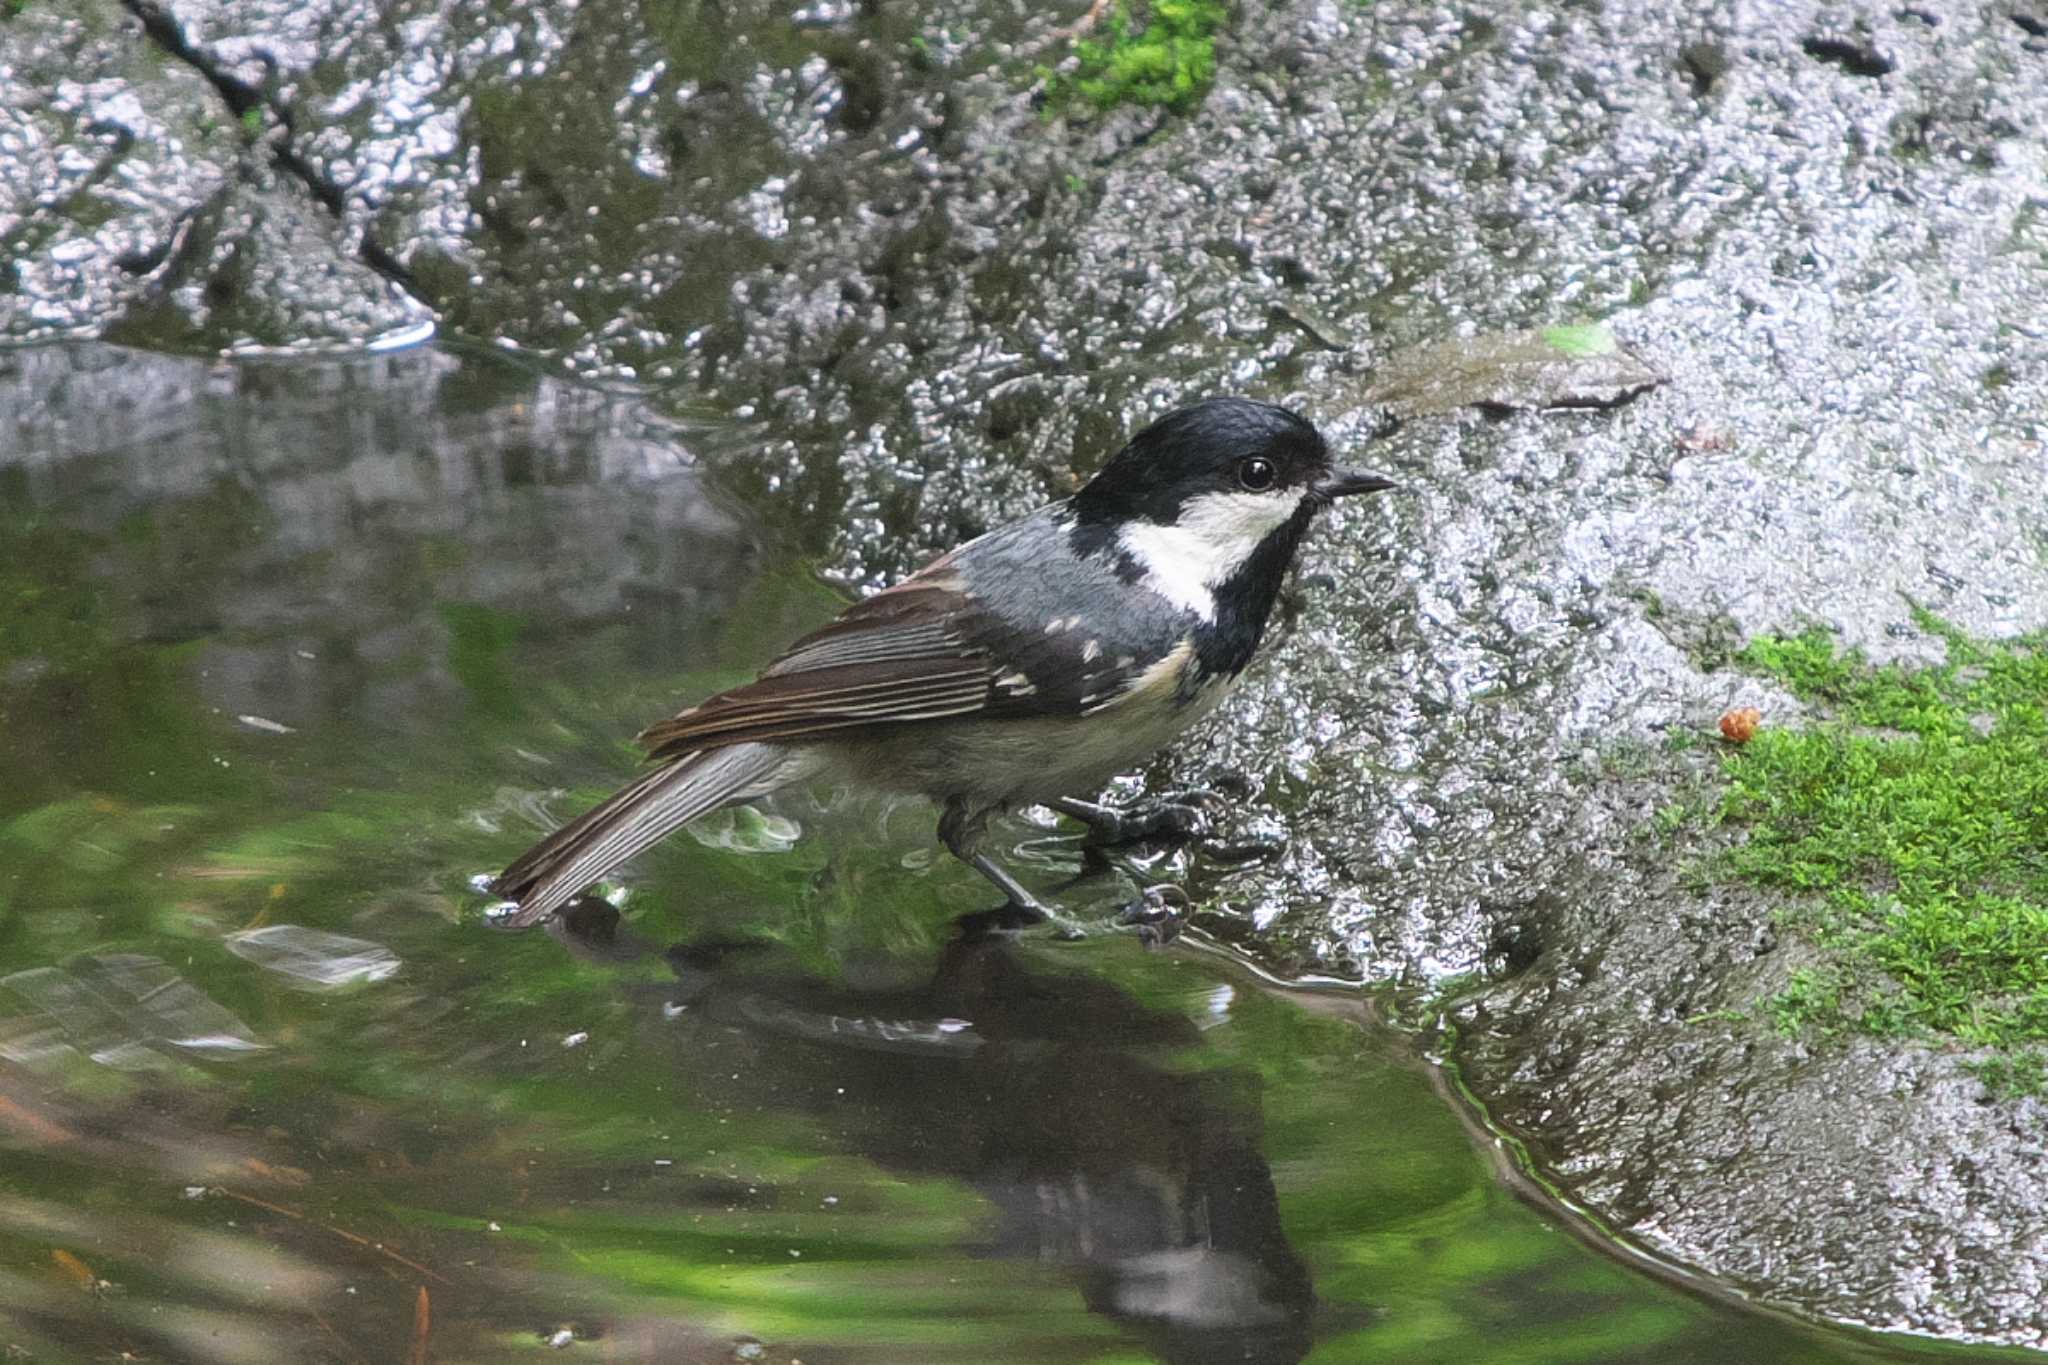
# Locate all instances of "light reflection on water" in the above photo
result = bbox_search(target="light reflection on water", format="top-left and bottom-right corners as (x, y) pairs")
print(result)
(0, 344), (2023, 1363)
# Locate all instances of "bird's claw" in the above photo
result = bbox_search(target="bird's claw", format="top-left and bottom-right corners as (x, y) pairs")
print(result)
(1196, 829), (1288, 865)
(1061, 790), (1226, 848)
(1116, 884), (1190, 947)
(1115, 801), (1208, 844)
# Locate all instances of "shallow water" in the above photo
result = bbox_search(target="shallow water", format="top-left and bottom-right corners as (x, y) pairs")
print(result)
(0, 343), (2026, 1363)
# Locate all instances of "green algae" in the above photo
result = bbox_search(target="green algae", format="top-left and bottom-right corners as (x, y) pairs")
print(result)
(1043, 0), (1226, 115)
(1716, 611), (2048, 1095)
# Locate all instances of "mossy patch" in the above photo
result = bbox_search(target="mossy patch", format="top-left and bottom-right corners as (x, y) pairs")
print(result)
(1041, 0), (1227, 115)
(1714, 610), (2048, 1096)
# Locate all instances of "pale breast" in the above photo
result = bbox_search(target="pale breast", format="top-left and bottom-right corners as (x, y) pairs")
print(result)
(845, 642), (1236, 806)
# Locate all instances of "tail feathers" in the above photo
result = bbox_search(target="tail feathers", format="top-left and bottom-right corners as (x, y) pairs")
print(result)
(490, 743), (806, 928)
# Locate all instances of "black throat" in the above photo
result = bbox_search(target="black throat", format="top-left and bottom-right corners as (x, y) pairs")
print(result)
(1195, 503), (1315, 680)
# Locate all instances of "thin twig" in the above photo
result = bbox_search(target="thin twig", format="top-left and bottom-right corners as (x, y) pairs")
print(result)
(212, 1186), (451, 1285)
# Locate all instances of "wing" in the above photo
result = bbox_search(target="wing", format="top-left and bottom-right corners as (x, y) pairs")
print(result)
(636, 525), (1190, 762)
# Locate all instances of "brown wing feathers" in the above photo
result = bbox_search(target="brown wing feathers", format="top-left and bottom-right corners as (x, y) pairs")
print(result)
(636, 658), (992, 759)
(635, 581), (996, 762)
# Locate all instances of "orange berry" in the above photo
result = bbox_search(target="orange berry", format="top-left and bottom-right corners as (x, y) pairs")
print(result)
(1719, 707), (1762, 743)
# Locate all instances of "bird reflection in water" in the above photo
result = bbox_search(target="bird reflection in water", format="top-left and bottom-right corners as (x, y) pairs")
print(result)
(549, 898), (1316, 1365)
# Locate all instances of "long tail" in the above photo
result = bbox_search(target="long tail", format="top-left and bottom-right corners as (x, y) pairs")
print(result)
(490, 743), (811, 928)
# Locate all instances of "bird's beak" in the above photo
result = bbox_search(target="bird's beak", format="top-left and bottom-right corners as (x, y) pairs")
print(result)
(1315, 467), (1399, 499)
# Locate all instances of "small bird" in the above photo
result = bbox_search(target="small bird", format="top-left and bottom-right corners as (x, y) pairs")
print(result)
(488, 397), (1394, 931)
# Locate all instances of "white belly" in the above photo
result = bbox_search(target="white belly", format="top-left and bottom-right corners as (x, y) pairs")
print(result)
(830, 673), (1234, 807)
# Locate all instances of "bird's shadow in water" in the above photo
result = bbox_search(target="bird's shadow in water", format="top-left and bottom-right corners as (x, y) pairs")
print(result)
(547, 897), (1329, 1365)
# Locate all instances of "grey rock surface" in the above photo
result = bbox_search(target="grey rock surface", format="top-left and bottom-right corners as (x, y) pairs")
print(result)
(5, 0), (2048, 1344)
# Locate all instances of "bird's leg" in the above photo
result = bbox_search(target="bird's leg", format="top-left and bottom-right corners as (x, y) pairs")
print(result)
(959, 854), (1057, 934)
(939, 797), (1085, 939)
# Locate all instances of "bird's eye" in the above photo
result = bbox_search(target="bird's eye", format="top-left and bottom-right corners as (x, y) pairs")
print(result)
(1237, 457), (1277, 492)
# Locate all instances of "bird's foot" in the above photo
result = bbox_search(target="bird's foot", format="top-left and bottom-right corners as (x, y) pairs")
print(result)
(1196, 828), (1288, 865)
(1115, 884), (1190, 947)
(1055, 790), (1225, 849)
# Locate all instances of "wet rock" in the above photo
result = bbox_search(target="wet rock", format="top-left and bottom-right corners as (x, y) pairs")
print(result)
(1801, 34), (1897, 78)
(1454, 871), (2048, 1347)
(0, 0), (425, 349)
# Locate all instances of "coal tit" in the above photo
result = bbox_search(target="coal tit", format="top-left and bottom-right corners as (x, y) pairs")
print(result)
(489, 397), (1395, 930)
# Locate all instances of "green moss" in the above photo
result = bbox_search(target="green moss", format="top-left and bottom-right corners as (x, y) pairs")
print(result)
(1761, 967), (1845, 1037)
(1971, 1049), (2048, 1098)
(1718, 611), (2048, 1096)
(1042, 0), (1227, 115)
(1537, 323), (1617, 358)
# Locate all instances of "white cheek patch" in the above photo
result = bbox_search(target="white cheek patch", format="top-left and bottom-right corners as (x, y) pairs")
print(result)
(1116, 489), (1305, 621)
